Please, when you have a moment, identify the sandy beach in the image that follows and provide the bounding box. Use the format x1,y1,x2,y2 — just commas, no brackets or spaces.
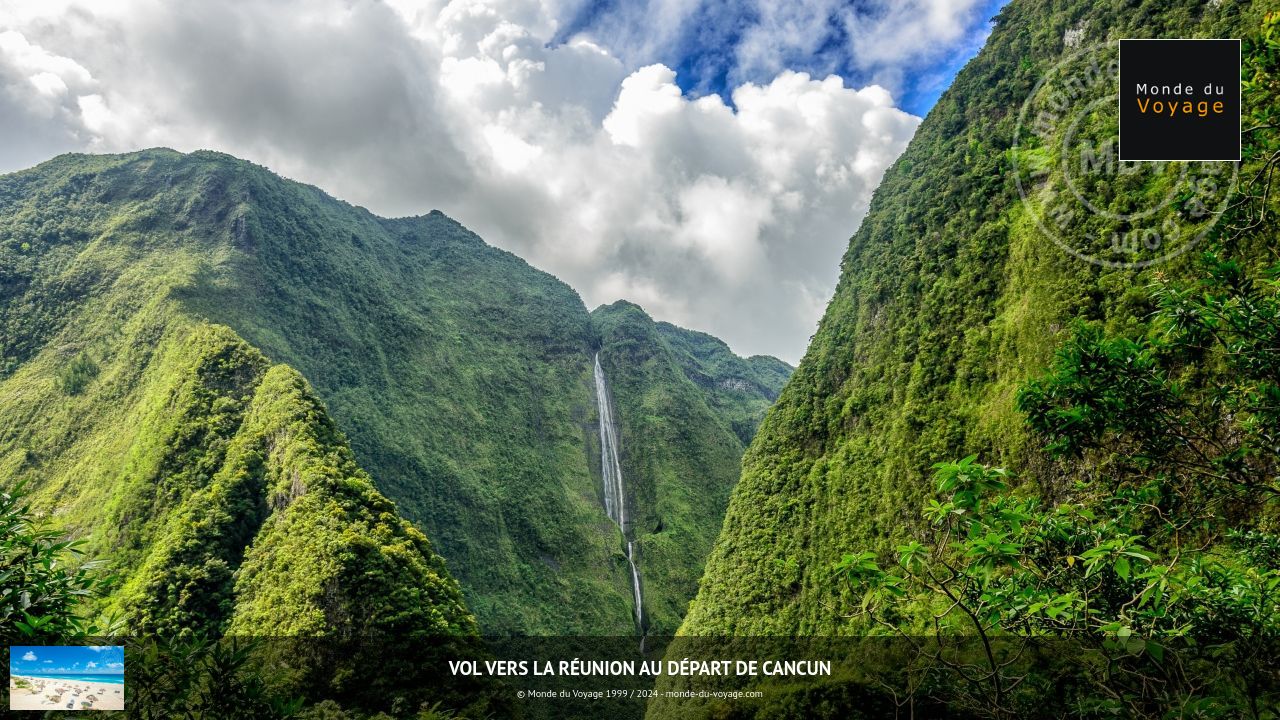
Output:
9,675,125,711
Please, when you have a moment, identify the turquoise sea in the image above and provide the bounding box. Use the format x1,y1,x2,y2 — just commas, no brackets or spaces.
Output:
12,673,125,685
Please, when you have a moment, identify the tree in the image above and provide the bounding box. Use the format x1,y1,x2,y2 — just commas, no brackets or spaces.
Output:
0,481,120,642
836,450,1279,718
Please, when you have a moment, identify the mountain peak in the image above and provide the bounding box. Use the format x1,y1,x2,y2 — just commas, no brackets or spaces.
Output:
1,146,788,639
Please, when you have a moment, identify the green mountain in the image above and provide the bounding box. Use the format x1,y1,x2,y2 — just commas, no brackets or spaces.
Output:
681,0,1280,636
0,149,789,637
0,305,476,640
654,320,793,448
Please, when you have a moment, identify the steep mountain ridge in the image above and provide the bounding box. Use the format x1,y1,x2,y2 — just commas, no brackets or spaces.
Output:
681,0,1279,635
0,149,789,635
0,297,475,638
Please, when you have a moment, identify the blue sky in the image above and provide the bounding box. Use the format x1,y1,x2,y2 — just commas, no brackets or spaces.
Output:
0,0,1008,363
9,646,125,676
555,0,1009,115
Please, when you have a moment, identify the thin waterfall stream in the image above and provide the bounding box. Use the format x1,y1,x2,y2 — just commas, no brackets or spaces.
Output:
593,353,646,644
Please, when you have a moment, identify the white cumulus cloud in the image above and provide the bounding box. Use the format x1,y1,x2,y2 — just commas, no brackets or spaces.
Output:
0,0,923,362
21,651,36,661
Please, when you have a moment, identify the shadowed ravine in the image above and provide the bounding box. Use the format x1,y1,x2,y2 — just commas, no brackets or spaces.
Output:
593,352,647,646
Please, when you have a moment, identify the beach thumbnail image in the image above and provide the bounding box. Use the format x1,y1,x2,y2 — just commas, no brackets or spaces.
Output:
8,645,125,711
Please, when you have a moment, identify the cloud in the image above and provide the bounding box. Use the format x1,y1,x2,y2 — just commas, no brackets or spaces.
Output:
106,662,123,669
836,0,996,96
87,646,111,652
86,661,98,668
0,27,99,170
560,0,999,109
838,0,990,67
21,651,36,661
0,0,923,363
521,66,917,360
43,660,52,663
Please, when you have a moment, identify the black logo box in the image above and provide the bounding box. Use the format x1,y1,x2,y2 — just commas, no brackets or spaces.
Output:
1119,38,1240,162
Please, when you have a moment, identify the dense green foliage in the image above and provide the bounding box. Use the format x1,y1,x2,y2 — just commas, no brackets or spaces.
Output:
840,455,1278,717
0,148,786,636
100,333,476,639
0,302,476,641
128,637,305,720
1,477,305,716
660,8,1280,718
654,320,791,446
0,482,119,642
0,317,483,715
228,365,476,638
830,244,1280,716
682,0,1280,636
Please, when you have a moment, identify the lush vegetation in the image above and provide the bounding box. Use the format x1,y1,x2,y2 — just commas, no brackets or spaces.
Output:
668,2,1280,717
127,637,305,720
1,494,487,717
0,144,788,718
0,482,120,643
682,0,1280,637
829,240,1280,716
101,334,477,640
0,311,476,642
653,319,791,446
0,145,785,638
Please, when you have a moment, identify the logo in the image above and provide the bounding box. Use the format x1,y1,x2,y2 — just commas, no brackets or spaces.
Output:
1119,39,1241,161
1013,42,1238,268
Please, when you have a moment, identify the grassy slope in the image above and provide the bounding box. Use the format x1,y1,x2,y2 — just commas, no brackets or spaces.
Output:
0,294,474,637
175,154,620,634
681,0,1279,635
0,150,788,635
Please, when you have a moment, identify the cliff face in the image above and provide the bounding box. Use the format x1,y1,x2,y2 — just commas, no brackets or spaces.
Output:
0,149,788,636
680,0,1278,635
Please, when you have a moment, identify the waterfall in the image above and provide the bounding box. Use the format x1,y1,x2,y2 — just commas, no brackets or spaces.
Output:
593,353,646,640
